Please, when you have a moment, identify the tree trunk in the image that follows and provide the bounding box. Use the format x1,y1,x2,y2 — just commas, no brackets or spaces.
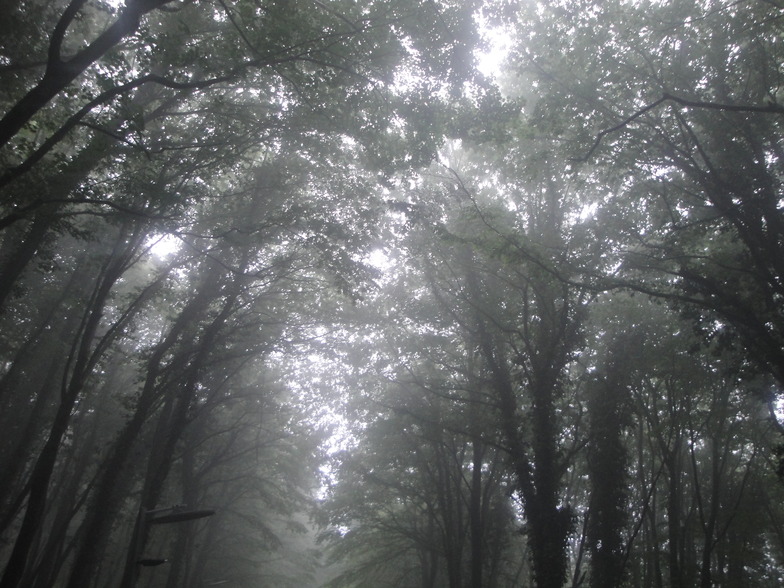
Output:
586,339,633,588
469,437,483,588
665,439,684,588
0,213,54,307
0,223,142,588
27,398,106,588
164,421,201,588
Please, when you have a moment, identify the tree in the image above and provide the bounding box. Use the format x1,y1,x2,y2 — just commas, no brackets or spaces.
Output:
504,0,784,389
318,320,520,588
316,136,594,586
0,215,155,588
0,1,481,585
4,1,784,587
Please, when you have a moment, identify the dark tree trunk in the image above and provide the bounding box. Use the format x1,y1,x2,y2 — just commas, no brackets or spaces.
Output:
164,421,201,588
586,337,634,588
665,440,684,588
469,437,483,588
528,372,571,588
27,401,105,588
0,224,142,588
0,213,54,308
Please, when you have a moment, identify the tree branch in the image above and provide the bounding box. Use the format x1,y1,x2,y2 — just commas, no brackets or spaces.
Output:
48,0,89,67
0,69,255,191
572,93,784,163
0,197,176,231
1,34,368,192
216,0,260,56
0,0,176,150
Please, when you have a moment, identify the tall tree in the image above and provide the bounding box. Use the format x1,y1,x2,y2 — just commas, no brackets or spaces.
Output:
504,0,784,388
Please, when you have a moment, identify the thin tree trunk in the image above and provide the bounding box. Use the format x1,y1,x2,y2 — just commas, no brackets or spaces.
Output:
469,437,483,588
27,401,105,588
164,421,201,588
665,438,684,588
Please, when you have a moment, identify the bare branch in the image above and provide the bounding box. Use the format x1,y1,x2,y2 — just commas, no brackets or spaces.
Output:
0,60,48,73
216,0,260,56
312,0,362,33
77,120,152,158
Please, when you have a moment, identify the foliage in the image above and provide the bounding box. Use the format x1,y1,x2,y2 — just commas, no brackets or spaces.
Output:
2,0,784,587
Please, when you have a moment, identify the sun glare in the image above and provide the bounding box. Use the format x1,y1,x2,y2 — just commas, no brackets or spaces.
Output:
146,234,181,259
476,20,513,79
365,248,393,272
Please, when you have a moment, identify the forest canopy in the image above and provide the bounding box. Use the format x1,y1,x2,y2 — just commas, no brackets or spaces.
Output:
1,0,783,587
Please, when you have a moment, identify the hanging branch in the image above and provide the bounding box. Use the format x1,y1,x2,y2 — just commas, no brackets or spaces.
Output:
572,93,784,163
